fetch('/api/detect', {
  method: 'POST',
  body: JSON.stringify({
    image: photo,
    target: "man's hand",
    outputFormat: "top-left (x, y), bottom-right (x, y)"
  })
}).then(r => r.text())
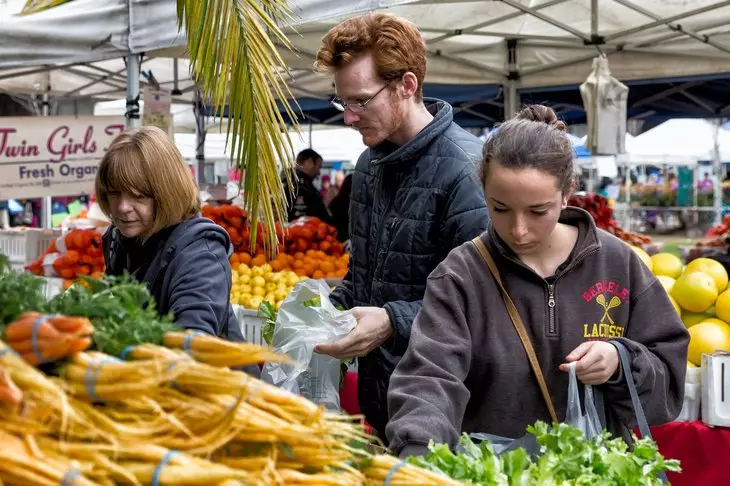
top-left (559, 341), bottom-right (619, 385)
top-left (314, 306), bottom-right (393, 359)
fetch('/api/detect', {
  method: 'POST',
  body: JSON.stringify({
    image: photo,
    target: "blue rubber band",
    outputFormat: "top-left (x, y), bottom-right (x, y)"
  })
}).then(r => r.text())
top-left (32, 315), bottom-right (51, 364)
top-left (84, 357), bottom-right (120, 403)
top-left (60, 467), bottom-right (80, 486)
top-left (152, 450), bottom-right (179, 486)
top-left (120, 346), bottom-right (136, 360)
top-left (384, 461), bottom-right (407, 486)
top-left (183, 331), bottom-right (202, 354)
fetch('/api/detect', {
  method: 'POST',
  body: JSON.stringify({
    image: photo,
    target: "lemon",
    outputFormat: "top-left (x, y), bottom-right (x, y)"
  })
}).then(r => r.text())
top-left (656, 276), bottom-right (676, 294)
top-left (269, 273), bottom-right (282, 284)
top-left (275, 300), bottom-right (282, 311)
top-left (264, 293), bottom-right (276, 303)
top-left (687, 361), bottom-right (698, 369)
top-left (251, 266), bottom-right (264, 277)
top-left (287, 275), bottom-right (300, 287)
top-left (238, 274), bottom-right (250, 285)
top-left (688, 319), bottom-right (730, 366)
top-left (249, 296), bottom-right (263, 310)
top-left (237, 264), bottom-right (251, 275)
top-left (251, 276), bottom-right (266, 288)
top-left (668, 295), bottom-right (682, 317)
top-left (238, 295), bottom-right (251, 308)
top-left (651, 253), bottom-right (683, 279)
top-left (274, 289), bottom-right (288, 301)
top-left (231, 284), bottom-right (240, 293)
top-left (261, 264), bottom-right (273, 273)
top-left (630, 245), bottom-right (653, 272)
top-left (253, 286), bottom-right (266, 297)
top-left (713, 289), bottom-right (730, 324)
top-left (231, 269), bottom-right (239, 281)
top-left (266, 282), bottom-right (277, 293)
top-left (299, 276), bottom-right (309, 282)
top-left (685, 258), bottom-right (728, 293)
top-left (683, 311), bottom-right (714, 328)
top-left (671, 271), bottom-right (718, 313)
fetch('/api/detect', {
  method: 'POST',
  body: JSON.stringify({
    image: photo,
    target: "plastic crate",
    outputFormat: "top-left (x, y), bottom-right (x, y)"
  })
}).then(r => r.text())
top-left (675, 366), bottom-right (701, 422)
top-left (233, 304), bottom-right (265, 346)
top-left (0, 228), bottom-right (62, 267)
top-left (42, 277), bottom-right (66, 299)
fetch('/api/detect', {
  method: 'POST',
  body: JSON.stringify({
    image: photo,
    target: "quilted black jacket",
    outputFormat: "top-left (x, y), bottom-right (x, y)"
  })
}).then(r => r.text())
top-left (330, 99), bottom-right (489, 435)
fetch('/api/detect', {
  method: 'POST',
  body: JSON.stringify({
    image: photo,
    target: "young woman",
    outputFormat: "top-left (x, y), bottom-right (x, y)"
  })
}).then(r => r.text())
top-left (95, 126), bottom-right (248, 346)
top-left (386, 105), bottom-right (689, 457)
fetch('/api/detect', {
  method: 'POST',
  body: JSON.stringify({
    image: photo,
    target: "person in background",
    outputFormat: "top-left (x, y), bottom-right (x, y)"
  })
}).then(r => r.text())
top-left (386, 105), bottom-right (688, 457)
top-left (95, 126), bottom-right (259, 376)
top-left (328, 173), bottom-right (353, 242)
top-left (312, 12), bottom-right (489, 438)
top-left (283, 148), bottom-right (333, 223)
top-left (320, 174), bottom-right (332, 200)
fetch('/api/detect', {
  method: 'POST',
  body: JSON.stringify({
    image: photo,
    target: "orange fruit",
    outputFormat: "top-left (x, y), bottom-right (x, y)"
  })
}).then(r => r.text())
top-left (312, 270), bottom-right (325, 279)
top-left (672, 271), bottom-right (718, 313)
top-left (239, 253), bottom-right (252, 265)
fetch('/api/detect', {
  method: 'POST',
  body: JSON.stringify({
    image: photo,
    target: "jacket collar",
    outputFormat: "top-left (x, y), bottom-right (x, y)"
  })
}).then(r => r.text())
top-left (370, 98), bottom-right (454, 167)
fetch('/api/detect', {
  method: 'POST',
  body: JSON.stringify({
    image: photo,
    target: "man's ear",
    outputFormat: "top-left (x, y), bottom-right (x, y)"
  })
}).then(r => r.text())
top-left (401, 72), bottom-right (419, 100)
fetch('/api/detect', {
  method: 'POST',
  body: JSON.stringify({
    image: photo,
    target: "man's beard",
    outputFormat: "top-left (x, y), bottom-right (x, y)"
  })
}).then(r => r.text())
top-left (362, 97), bottom-right (405, 148)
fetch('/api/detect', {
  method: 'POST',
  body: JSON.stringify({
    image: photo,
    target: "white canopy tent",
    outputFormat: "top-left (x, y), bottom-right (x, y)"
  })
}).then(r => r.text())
top-left (3, 0), bottom-right (730, 111)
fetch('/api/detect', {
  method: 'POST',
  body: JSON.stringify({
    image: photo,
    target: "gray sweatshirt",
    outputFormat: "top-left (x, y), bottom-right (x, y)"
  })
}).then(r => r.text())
top-left (386, 208), bottom-right (689, 457)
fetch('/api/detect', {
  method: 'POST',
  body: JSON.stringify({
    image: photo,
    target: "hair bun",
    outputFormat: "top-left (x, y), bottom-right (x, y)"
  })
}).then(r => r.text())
top-left (516, 104), bottom-right (567, 132)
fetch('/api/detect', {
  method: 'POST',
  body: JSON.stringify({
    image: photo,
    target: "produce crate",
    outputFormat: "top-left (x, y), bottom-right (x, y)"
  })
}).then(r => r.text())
top-left (0, 228), bottom-right (62, 270)
top-left (42, 277), bottom-right (66, 300)
top-left (233, 304), bottom-right (265, 346)
top-left (675, 366), bottom-right (701, 422)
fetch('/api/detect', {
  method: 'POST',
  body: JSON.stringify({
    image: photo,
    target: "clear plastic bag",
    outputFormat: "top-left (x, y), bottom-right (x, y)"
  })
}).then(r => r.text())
top-left (565, 361), bottom-right (602, 440)
top-left (260, 279), bottom-right (356, 411)
top-left (467, 362), bottom-right (602, 456)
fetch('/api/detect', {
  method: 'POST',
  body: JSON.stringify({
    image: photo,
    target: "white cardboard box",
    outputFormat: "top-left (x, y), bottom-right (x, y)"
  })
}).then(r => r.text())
top-left (676, 366), bottom-right (701, 422)
top-left (701, 352), bottom-right (730, 427)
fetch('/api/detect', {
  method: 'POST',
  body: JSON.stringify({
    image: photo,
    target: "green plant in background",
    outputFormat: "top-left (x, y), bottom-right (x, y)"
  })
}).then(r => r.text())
top-left (22, 0), bottom-right (299, 257)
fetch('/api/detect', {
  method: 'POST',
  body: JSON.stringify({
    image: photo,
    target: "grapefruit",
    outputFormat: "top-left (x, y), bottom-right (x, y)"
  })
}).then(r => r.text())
top-left (651, 253), bottom-right (683, 279)
top-left (671, 271), bottom-right (718, 313)
top-left (714, 289), bottom-right (730, 324)
top-left (656, 276), bottom-right (676, 294)
top-left (687, 319), bottom-right (730, 366)
top-left (630, 246), bottom-right (653, 272)
top-left (682, 310), bottom-right (715, 328)
top-left (685, 258), bottom-right (728, 293)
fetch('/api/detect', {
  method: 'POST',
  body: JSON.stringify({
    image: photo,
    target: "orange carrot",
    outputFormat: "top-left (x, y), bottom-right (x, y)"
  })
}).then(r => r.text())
top-left (0, 368), bottom-right (22, 405)
top-left (8, 335), bottom-right (74, 357)
top-left (4, 313), bottom-right (61, 342)
top-left (48, 316), bottom-right (94, 336)
top-left (66, 337), bottom-right (93, 355)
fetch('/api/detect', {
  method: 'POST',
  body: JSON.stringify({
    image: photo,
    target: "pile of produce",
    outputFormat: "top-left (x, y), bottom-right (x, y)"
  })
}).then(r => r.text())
top-left (25, 228), bottom-right (106, 284)
top-left (231, 263), bottom-right (307, 311)
top-left (409, 423), bottom-right (679, 485)
top-left (0, 268), bottom-right (459, 486)
top-left (202, 204), bottom-right (348, 275)
top-left (568, 194), bottom-right (651, 246)
top-left (699, 213), bottom-right (730, 247)
top-left (632, 246), bottom-right (730, 366)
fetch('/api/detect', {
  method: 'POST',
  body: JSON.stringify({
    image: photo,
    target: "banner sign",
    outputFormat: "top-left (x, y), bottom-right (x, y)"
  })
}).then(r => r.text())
top-left (143, 87), bottom-right (173, 137)
top-left (0, 116), bottom-right (125, 199)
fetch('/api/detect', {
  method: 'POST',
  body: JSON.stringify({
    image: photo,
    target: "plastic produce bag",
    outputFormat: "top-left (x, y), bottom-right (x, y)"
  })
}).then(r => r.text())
top-left (260, 279), bottom-right (356, 411)
top-left (467, 362), bottom-right (602, 457)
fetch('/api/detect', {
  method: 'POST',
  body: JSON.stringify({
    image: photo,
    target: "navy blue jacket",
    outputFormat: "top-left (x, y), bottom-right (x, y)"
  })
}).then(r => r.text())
top-left (330, 99), bottom-right (489, 434)
top-left (103, 216), bottom-right (245, 341)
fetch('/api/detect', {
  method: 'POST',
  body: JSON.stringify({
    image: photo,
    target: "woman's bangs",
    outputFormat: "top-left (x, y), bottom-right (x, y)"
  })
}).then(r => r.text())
top-left (104, 149), bottom-right (152, 197)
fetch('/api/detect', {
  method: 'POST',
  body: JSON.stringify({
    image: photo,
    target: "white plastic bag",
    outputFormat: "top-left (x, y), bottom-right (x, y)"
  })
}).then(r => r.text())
top-left (565, 361), bottom-right (602, 440)
top-left (260, 279), bottom-right (356, 411)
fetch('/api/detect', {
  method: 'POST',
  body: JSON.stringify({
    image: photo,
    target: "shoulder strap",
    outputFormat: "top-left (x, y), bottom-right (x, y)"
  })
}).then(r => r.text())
top-left (471, 236), bottom-right (559, 423)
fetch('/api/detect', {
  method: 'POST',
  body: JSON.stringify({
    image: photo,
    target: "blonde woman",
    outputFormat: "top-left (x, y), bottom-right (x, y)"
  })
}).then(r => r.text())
top-left (95, 127), bottom-right (252, 365)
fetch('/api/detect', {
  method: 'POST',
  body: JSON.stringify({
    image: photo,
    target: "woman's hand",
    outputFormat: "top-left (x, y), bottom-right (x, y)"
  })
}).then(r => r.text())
top-left (559, 341), bottom-right (619, 385)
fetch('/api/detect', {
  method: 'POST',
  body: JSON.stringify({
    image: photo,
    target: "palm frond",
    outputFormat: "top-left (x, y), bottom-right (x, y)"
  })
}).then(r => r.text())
top-left (20, 0), bottom-right (71, 15)
top-left (178, 0), bottom-right (298, 256)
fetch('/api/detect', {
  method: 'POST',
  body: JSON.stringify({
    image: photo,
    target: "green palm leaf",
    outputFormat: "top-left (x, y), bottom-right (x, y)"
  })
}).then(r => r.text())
top-left (178, 0), bottom-right (298, 255)
top-left (22, 0), bottom-right (299, 255)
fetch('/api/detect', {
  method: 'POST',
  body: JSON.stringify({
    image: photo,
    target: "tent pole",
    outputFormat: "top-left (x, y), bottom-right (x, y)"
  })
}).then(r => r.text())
top-left (504, 39), bottom-right (520, 119)
top-left (713, 119), bottom-right (724, 225)
top-left (125, 55), bottom-right (140, 129)
top-left (591, 0), bottom-right (598, 37)
top-left (41, 72), bottom-right (53, 230)
top-left (194, 89), bottom-right (206, 185)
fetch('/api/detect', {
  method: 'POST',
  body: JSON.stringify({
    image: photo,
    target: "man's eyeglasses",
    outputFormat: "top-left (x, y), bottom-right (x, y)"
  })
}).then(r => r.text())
top-left (330, 82), bottom-right (391, 113)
